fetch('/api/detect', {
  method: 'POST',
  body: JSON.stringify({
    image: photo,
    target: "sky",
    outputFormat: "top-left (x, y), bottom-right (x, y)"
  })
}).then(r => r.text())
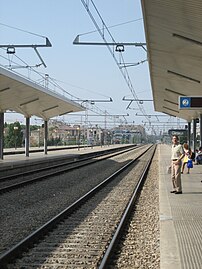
top-left (0, 0), bottom-right (182, 133)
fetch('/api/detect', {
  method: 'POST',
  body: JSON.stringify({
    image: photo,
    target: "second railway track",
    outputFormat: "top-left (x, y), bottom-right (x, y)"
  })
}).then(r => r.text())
top-left (0, 145), bottom-right (138, 193)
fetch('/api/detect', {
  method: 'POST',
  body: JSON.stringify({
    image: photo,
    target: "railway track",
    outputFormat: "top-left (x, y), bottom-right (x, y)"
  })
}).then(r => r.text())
top-left (0, 144), bottom-right (156, 268)
top-left (0, 145), bottom-right (138, 193)
top-left (0, 145), bottom-right (135, 177)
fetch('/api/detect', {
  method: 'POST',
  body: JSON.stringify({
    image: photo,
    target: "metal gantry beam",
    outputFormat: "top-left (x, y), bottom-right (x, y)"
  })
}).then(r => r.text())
top-left (68, 113), bottom-right (129, 117)
top-left (0, 38), bottom-right (52, 68)
top-left (73, 35), bottom-right (146, 47)
top-left (122, 97), bottom-right (153, 109)
top-left (0, 37), bottom-right (52, 48)
top-left (123, 97), bottom-right (153, 104)
top-left (135, 113), bottom-right (172, 117)
top-left (72, 98), bottom-right (113, 104)
top-left (142, 121), bottom-right (186, 124)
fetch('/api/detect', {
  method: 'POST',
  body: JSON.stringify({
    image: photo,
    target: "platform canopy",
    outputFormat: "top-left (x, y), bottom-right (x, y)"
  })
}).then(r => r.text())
top-left (0, 66), bottom-right (84, 119)
top-left (141, 0), bottom-right (202, 122)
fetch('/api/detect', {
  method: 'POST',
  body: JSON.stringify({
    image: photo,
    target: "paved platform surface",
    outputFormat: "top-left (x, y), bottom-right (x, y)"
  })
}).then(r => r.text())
top-left (159, 144), bottom-right (202, 269)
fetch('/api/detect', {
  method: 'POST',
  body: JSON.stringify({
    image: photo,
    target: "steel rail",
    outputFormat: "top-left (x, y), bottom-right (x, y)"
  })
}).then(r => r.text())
top-left (0, 144), bottom-right (136, 181)
top-left (98, 145), bottom-right (156, 268)
top-left (0, 145), bottom-right (153, 268)
top-left (0, 145), bottom-right (139, 194)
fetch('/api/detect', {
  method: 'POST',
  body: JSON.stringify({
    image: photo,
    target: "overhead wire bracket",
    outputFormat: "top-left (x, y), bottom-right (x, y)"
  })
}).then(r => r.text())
top-left (0, 37), bottom-right (52, 68)
top-left (73, 34), bottom-right (146, 48)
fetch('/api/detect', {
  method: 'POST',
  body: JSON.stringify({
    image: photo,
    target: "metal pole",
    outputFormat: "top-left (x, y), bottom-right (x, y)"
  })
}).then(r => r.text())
top-left (200, 114), bottom-right (202, 147)
top-left (15, 132), bottom-right (16, 149)
top-left (44, 120), bottom-right (48, 155)
top-left (0, 112), bottom-right (4, 160)
top-left (193, 119), bottom-right (197, 153)
top-left (14, 126), bottom-right (18, 149)
top-left (188, 122), bottom-right (191, 147)
top-left (25, 117), bottom-right (30, 157)
top-left (77, 127), bottom-right (80, 151)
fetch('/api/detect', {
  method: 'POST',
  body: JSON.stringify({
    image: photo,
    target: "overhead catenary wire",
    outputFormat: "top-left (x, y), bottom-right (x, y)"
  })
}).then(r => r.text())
top-left (1, 49), bottom-right (122, 125)
top-left (50, 77), bottom-right (111, 100)
top-left (0, 20), bottom-right (133, 127)
top-left (78, 18), bottom-right (143, 37)
top-left (80, 0), bottom-right (155, 133)
top-left (0, 22), bottom-right (47, 39)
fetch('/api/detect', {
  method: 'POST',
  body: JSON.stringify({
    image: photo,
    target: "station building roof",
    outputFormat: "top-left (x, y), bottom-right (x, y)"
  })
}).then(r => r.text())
top-left (0, 67), bottom-right (84, 120)
top-left (141, 0), bottom-right (202, 122)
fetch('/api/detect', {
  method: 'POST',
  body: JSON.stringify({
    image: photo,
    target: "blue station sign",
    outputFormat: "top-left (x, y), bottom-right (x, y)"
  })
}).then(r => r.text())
top-left (179, 96), bottom-right (202, 109)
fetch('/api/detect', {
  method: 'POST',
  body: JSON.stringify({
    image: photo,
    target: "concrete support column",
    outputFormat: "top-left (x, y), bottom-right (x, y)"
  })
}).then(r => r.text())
top-left (200, 114), bottom-right (202, 147)
top-left (25, 117), bottom-right (30, 157)
top-left (187, 122), bottom-right (191, 148)
top-left (0, 112), bottom-right (4, 160)
top-left (44, 120), bottom-right (48, 155)
top-left (193, 119), bottom-right (197, 153)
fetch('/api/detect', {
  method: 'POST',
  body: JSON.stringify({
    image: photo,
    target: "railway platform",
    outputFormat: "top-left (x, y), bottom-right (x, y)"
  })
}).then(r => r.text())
top-left (159, 144), bottom-right (202, 269)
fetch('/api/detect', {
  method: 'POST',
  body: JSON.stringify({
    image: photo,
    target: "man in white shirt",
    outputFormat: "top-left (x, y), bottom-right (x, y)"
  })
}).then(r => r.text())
top-left (170, 135), bottom-right (185, 194)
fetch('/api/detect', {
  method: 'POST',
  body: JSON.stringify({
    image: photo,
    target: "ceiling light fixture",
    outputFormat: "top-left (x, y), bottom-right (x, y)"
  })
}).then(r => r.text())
top-left (20, 98), bottom-right (39, 106)
top-left (0, 87), bottom-right (10, 92)
top-left (165, 88), bottom-right (186, 96)
top-left (173, 33), bottom-right (202, 46)
top-left (163, 106), bottom-right (179, 113)
top-left (167, 70), bottom-right (200, 83)
top-left (42, 105), bottom-right (59, 112)
top-left (164, 99), bottom-right (178, 105)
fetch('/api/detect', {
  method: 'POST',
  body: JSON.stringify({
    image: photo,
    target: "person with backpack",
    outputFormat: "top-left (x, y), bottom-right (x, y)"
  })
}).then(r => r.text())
top-left (181, 143), bottom-right (193, 174)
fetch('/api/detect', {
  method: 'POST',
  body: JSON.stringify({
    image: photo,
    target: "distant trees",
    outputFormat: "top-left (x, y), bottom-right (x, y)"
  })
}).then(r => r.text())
top-left (47, 136), bottom-right (62, 146)
top-left (3, 122), bottom-right (66, 148)
top-left (4, 122), bottom-right (23, 148)
top-left (30, 125), bottom-right (40, 131)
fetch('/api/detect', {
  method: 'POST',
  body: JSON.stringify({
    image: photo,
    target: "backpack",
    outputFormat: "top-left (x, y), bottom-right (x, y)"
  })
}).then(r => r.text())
top-left (187, 159), bottom-right (193, 168)
top-left (191, 152), bottom-right (195, 160)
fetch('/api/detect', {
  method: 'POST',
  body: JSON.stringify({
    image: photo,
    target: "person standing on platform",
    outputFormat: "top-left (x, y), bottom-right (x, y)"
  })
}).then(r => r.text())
top-left (181, 143), bottom-right (192, 174)
top-left (170, 135), bottom-right (184, 194)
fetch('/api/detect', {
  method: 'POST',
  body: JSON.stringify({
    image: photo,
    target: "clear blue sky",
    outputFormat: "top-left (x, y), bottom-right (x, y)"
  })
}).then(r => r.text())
top-left (0, 0), bottom-right (161, 129)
